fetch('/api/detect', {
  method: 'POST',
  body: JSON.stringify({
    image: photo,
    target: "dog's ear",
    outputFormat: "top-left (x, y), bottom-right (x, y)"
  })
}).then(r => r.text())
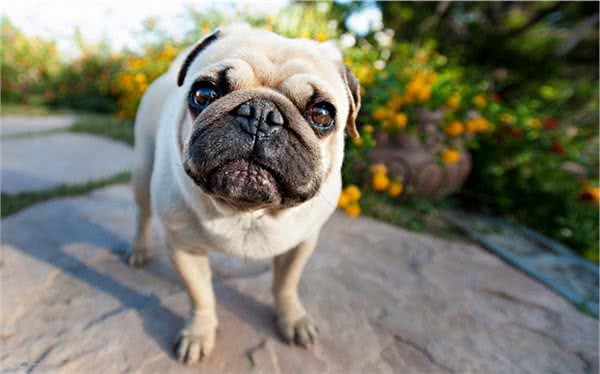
top-left (341, 65), bottom-right (361, 139)
top-left (177, 30), bottom-right (220, 87)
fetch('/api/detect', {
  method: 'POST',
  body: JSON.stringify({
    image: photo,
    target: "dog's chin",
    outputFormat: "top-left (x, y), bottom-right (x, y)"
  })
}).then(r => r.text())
top-left (185, 159), bottom-right (283, 210)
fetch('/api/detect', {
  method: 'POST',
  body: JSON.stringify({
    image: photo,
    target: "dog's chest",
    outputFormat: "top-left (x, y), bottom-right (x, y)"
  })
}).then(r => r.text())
top-left (201, 211), bottom-right (305, 258)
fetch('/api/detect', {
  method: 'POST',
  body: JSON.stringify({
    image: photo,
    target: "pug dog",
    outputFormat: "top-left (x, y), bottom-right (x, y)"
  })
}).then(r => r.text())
top-left (128, 23), bottom-right (360, 364)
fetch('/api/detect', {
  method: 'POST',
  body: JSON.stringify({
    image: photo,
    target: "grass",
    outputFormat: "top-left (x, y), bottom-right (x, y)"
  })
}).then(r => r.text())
top-left (1, 171), bottom-right (131, 217)
top-left (1, 103), bottom-right (75, 116)
top-left (69, 114), bottom-right (134, 145)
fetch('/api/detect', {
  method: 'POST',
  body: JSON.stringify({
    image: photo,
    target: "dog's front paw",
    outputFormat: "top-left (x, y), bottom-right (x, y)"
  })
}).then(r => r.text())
top-left (127, 249), bottom-right (151, 268)
top-left (277, 315), bottom-right (318, 347)
top-left (174, 326), bottom-right (216, 364)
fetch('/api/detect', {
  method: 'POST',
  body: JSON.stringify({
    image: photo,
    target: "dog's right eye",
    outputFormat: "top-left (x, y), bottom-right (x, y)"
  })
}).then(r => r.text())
top-left (189, 82), bottom-right (218, 113)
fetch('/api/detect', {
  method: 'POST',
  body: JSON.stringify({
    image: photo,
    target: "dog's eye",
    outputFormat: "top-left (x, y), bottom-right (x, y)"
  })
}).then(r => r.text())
top-left (308, 102), bottom-right (336, 131)
top-left (189, 82), bottom-right (218, 113)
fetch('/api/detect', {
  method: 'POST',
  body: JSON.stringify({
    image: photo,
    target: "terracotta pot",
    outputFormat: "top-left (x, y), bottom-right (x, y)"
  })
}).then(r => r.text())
top-left (369, 109), bottom-right (471, 198)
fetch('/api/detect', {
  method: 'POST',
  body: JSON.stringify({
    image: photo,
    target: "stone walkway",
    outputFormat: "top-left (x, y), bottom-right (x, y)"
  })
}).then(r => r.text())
top-left (1, 115), bottom-right (76, 136)
top-left (1, 117), bottom-right (133, 194)
top-left (446, 210), bottom-right (599, 318)
top-left (1, 185), bottom-right (598, 373)
top-left (0, 116), bottom-right (598, 373)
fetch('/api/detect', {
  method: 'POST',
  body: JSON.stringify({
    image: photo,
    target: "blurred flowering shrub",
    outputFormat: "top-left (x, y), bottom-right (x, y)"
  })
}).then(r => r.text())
top-left (1, 17), bottom-right (61, 104)
top-left (339, 33), bottom-right (598, 259)
top-left (1, 3), bottom-right (597, 259)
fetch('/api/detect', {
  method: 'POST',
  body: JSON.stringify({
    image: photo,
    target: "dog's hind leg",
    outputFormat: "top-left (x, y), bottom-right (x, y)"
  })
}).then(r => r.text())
top-left (128, 134), bottom-right (154, 267)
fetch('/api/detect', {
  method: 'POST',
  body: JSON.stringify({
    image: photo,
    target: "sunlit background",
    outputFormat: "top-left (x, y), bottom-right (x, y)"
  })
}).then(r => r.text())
top-left (2, 1), bottom-right (598, 264)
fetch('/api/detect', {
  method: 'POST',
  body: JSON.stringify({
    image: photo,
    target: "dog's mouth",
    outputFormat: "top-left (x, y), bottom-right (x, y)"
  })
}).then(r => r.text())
top-left (185, 159), bottom-right (282, 208)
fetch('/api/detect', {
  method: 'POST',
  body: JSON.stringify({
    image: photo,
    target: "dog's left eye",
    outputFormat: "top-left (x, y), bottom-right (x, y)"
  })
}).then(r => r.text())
top-left (189, 82), bottom-right (218, 113)
top-left (308, 102), bottom-right (336, 131)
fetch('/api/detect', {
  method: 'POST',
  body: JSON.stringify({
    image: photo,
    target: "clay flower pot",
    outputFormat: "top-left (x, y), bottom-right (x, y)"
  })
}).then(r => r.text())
top-left (369, 109), bottom-right (471, 198)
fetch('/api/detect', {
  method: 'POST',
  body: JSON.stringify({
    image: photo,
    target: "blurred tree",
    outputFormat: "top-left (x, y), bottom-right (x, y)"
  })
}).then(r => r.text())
top-left (1, 16), bottom-right (61, 103)
top-left (379, 2), bottom-right (599, 100)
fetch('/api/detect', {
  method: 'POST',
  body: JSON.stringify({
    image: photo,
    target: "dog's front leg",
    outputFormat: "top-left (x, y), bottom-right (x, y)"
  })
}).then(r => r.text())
top-left (272, 236), bottom-right (319, 347)
top-left (170, 247), bottom-right (217, 364)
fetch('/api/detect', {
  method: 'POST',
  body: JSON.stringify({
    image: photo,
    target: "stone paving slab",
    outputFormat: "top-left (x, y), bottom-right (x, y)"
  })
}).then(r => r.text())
top-left (1, 185), bottom-right (597, 373)
top-left (1, 133), bottom-right (133, 194)
top-left (1, 115), bottom-right (77, 137)
top-left (445, 210), bottom-right (599, 318)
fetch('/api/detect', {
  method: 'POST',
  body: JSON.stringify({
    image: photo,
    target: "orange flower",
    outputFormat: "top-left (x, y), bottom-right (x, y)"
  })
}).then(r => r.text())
top-left (338, 193), bottom-right (351, 209)
top-left (445, 121), bottom-right (464, 137)
top-left (388, 182), bottom-right (403, 197)
top-left (374, 107), bottom-right (391, 121)
top-left (345, 203), bottom-right (361, 217)
top-left (344, 185), bottom-right (361, 202)
top-left (370, 163), bottom-right (387, 175)
top-left (387, 96), bottom-right (404, 109)
top-left (465, 117), bottom-right (489, 133)
top-left (373, 173), bottom-right (390, 191)
top-left (363, 124), bottom-right (374, 133)
top-left (393, 113), bottom-right (408, 129)
top-left (473, 94), bottom-right (487, 108)
top-left (315, 33), bottom-right (327, 42)
top-left (441, 148), bottom-right (461, 165)
top-left (446, 94), bottom-right (461, 110)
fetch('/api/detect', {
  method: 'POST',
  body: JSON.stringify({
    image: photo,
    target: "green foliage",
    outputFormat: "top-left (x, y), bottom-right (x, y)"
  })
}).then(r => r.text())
top-left (69, 115), bottom-right (134, 145)
top-left (1, 16), bottom-right (61, 104)
top-left (1, 171), bottom-right (131, 217)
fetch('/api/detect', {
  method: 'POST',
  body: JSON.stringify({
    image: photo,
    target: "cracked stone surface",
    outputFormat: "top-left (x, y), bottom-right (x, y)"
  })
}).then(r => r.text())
top-left (1, 115), bottom-right (76, 136)
top-left (1, 133), bottom-right (133, 194)
top-left (1, 185), bottom-right (597, 373)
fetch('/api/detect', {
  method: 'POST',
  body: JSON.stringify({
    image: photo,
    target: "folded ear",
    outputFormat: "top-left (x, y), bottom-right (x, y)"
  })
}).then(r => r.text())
top-left (341, 65), bottom-right (361, 139)
top-left (177, 30), bottom-right (221, 87)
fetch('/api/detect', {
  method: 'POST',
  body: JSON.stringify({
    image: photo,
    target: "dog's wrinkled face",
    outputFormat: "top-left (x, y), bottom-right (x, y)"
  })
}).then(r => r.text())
top-left (180, 25), bottom-right (360, 210)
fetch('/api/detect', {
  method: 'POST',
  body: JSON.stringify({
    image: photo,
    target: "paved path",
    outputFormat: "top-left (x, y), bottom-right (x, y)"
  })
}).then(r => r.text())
top-left (1, 115), bottom-right (76, 136)
top-left (1, 185), bottom-right (597, 373)
top-left (1, 132), bottom-right (132, 194)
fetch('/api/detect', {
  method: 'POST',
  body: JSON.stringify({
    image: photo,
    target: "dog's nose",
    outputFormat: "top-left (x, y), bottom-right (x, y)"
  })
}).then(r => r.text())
top-left (234, 99), bottom-right (284, 138)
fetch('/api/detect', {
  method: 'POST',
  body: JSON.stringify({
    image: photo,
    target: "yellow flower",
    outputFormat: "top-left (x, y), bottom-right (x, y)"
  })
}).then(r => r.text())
top-left (263, 24), bottom-right (273, 31)
top-left (500, 113), bottom-right (515, 124)
top-left (344, 185), bottom-right (361, 202)
top-left (370, 163), bottom-right (387, 175)
top-left (338, 192), bottom-right (351, 209)
top-left (363, 124), bottom-right (374, 133)
top-left (393, 113), bottom-right (408, 129)
top-left (473, 94), bottom-right (487, 108)
top-left (134, 73), bottom-right (146, 84)
top-left (446, 94), bottom-right (461, 110)
top-left (300, 31), bottom-right (311, 39)
top-left (527, 118), bottom-right (541, 128)
top-left (387, 96), bottom-right (404, 109)
top-left (406, 77), bottom-right (424, 101)
top-left (162, 45), bottom-right (177, 59)
top-left (441, 148), bottom-right (461, 165)
top-left (388, 182), bottom-right (403, 197)
top-left (373, 173), bottom-right (390, 191)
top-left (445, 121), bottom-right (464, 137)
top-left (424, 71), bottom-right (437, 85)
top-left (353, 137), bottom-right (363, 146)
top-left (465, 117), bottom-right (489, 133)
top-left (418, 85), bottom-right (432, 103)
top-left (315, 33), bottom-right (327, 42)
top-left (345, 203), bottom-right (361, 217)
top-left (374, 107), bottom-right (391, 121)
